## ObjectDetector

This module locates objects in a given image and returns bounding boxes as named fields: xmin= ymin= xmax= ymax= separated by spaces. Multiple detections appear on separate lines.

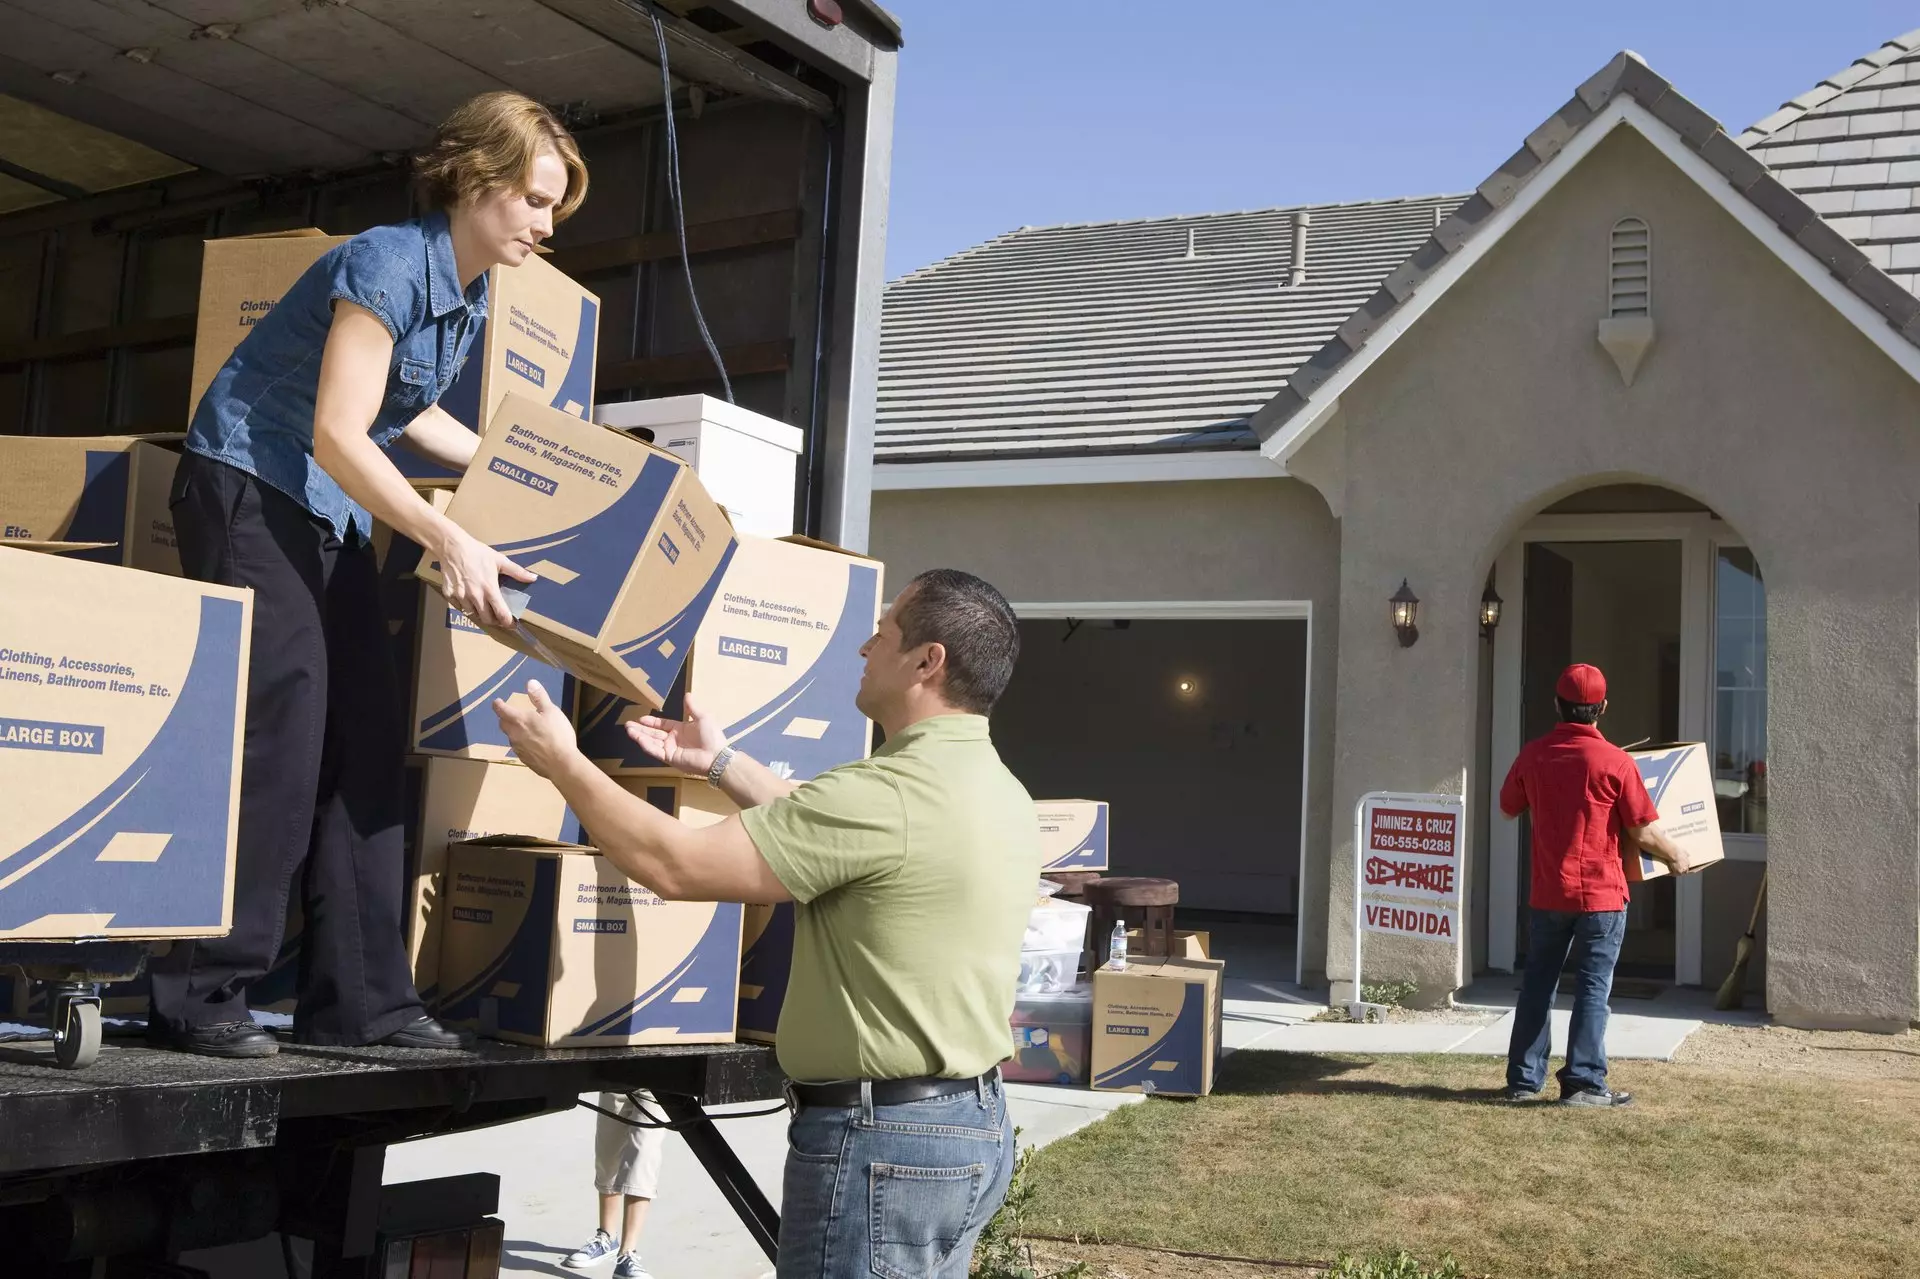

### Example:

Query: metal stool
xmin=1084 ymin=876 xmax=1179 ymax=959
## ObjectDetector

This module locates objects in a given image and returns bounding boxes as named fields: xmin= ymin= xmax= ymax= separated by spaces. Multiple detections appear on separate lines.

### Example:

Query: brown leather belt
xmin=785 ymin=1069 xmax=997 ymax=1109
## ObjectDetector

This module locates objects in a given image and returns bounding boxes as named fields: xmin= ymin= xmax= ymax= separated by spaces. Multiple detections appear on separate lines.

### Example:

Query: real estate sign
xmin=1350 ymin=792 xmax=1465 ymax=1003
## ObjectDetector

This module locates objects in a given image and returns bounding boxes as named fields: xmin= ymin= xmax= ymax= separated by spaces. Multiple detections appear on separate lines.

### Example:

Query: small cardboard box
xmin=1037 ymin=800 xmax=1109 ymax=872
xmin=1126 ymin=928 xmax=1211 ymax=961
xmin=1090 ymin=956 xmax=1224 ymax=1097
xmin=0 ymin=435 xmax=183 ymax=576
xmin=575 ymin=534 xmax=881 ymax=780
xmin=408 ymin=756 xmax=585 ymax=1007
xmin=399 ymin=252 xmax=602 ymax=484
xmin=593 ymin=395 xmax=803 ymax=538
xmin=436 ymin=836 xmax=742 ymax=1048
xmin=415 ymin=393 xmax=737 ymax=710
xmin=0 ymin=547 xmax=251 ymax=941
xmin=1626 ymin=742 xmax=1726 ymax=882
xmin=190 ymin=229 xmax=350 ymax=419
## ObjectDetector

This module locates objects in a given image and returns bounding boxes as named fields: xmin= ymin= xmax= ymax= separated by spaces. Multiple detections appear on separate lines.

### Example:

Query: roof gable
xmin=1252 ymin=51 xmax=1920 ymax=461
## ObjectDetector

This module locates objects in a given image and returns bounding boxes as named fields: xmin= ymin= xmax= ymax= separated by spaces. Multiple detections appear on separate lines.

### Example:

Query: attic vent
xmin=1185 ymin=226 xmax=1197 ymax=260
xmin=1608 ymin=218 xmax=1650 ymax=317
xmin=1598 ymin=217 xmax=1655 ymax=386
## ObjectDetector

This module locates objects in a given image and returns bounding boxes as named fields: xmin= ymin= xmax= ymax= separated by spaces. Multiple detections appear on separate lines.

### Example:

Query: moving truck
xmin=0 ymin=3 xmax=900 ymax=1274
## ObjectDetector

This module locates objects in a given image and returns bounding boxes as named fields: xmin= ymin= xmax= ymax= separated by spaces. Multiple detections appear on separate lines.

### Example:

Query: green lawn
xmin=1020 ymin=1052 xmax=1920 ymax=1278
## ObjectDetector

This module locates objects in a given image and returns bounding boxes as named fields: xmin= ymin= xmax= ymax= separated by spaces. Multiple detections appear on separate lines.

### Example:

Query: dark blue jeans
xmin=1507 ymin=908 xmax=1627 ymax=1095
xmin=778 ymin=1074 xmax=1016 ymax=1278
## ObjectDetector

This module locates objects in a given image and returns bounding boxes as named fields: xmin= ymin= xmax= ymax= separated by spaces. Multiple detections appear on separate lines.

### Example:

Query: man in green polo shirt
xmin=495 ymin=568 xmax=1040 ymax=1278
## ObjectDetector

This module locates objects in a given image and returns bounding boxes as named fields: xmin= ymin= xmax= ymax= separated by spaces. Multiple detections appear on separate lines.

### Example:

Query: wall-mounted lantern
xmin=1480 ymin=582 xmax=1504 ymax=639
xmin=1391 ymin=580 xmax=1420 ymax=648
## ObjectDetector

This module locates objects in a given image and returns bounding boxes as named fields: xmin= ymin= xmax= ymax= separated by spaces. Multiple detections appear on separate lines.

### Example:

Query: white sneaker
xmin=564 ymin=1228 xmax=619 ymax=1268
xmin=614 ymin=1252 xmax=653 ymax=1278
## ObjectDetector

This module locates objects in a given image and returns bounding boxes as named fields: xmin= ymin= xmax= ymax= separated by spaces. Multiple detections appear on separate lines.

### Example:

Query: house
xmin=869 ymin=33 xmax=1920 ymax=1032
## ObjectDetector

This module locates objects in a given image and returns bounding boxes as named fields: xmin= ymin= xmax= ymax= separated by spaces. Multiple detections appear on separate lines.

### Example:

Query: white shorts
xmin=593 ymin=1091 xmax=667 ymax=1199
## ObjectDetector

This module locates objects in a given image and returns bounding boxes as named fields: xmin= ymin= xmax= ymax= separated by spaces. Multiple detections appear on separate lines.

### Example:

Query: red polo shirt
xmin=1500 ymin=723 xmax=1659 ymax=913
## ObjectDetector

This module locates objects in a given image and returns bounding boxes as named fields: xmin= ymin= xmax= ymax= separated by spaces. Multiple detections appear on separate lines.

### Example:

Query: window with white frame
xmin=1712 ymin=546 xmax=1766 ymax=836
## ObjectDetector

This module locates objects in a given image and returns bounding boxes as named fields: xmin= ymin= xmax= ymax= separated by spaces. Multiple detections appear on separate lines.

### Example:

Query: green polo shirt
xmin=739 ymin=713 xmax=1041 ymax=1083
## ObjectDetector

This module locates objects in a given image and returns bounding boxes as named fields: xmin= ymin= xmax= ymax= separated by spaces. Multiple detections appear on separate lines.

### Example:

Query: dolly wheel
xmin=54 ymin=999 xmax=102 ymax=1069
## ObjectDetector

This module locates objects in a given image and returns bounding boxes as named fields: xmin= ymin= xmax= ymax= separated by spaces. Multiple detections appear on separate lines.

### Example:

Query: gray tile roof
xmin=875 ymin=195 xmax=1465 ymax=462
xmin=1740 ymin=29 xmax=1920 ymax=290
xmin=1252 ymin=50 xmax=1920 ymax=448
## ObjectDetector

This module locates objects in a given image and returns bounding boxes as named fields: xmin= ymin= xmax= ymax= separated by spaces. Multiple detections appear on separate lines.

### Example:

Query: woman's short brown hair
xmin=414 ymin=91 xmax=589 ymax=223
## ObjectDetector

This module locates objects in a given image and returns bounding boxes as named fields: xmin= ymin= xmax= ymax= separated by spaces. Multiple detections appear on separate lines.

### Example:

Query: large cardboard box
xmin=1090 ymin=957 xmax=1224 ymax=1097
xmin=190 ymin=230 xmax=599 ymax=485
xmin=0 ymin=436 xmax=183 ymax=575
xmin=409 ymin=757 xmax=584 ymax=1008
xmin=1625 ymin=742 xmax=1726 ymax=882
xmin=737 ymin=902 xmax=794 ymax=1045
xmin=1038 ymin=800 xmax=1109 ymax=872
xmin=593 ymin=396 xmax=803 ymax=537
xmin=190 ymin=229 xmax=350 ymax=418
xmin=435 ymin=837 xmax=742 ymax=1047
xmin=0 ymin=548 xmax=250 ymax=941
xmin=416 ymin=394 xmax=737 ymax=710
xmin=398 ymin=252 xmax=601 ymax=484
xmin=575 ymin=535 xmax=881 ymax=780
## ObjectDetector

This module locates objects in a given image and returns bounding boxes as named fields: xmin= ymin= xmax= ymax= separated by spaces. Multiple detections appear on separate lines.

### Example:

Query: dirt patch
xmin=1026 ymin=1236 xmax=1320 ymax=1277
xmin=1674 ymin=1021 xmax=1920 ymax=1081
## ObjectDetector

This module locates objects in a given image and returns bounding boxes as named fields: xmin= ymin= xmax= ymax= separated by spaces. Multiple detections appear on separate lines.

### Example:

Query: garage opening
xmin=992 ymin=610 xmax=1310 ymax=983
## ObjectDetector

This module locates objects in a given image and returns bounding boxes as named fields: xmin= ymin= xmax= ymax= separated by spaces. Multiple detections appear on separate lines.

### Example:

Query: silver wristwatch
xmin=706 ymin=745 xmax=737 ymax=787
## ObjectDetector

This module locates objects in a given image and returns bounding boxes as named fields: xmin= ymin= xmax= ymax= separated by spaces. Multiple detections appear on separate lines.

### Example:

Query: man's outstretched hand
xmin=493 ymin=679 xmax=580 ymax=780
xmin=627 ymin=691 xmax=728 ymax=779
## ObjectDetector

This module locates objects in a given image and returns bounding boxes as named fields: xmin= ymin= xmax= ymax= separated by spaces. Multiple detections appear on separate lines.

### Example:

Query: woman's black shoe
xmin=151 ymin=1020 xmax=279 ymax=1059
xmin=374 ymin=1015 xmax=474 ymax=1050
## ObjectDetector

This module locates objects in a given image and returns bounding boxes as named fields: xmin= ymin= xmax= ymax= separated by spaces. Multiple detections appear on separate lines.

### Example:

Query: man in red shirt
xmin=1499 ymin=664 xmax=1688 ymax=1107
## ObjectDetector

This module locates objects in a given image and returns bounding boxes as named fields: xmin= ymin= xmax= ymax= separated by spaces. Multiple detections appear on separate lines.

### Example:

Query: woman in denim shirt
xmin=149 ymin=93 xmax=589 ymax=1059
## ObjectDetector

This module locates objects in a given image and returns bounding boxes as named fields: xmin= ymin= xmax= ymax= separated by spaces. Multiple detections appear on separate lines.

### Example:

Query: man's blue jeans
xmin=1507 ymin=908 xmax=1627 ymax=1095
xmin=777 ymin=1074 xmax=1016 ymax=1278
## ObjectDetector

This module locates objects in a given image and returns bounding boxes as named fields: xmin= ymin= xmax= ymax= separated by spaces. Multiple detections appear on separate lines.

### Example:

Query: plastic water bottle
xmin=1108 ymin=920 xmax=1128 ymax=971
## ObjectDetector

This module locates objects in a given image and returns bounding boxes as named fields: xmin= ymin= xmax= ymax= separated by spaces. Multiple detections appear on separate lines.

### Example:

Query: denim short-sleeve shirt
xmin=184 ymin=212 xmax=488 ymax=543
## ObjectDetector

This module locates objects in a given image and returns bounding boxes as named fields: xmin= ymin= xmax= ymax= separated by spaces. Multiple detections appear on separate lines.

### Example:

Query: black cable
xmin=635 ymin=2 xmax=736 ymax=404
xmin=578 ymin=1091 xmax=789 ymax=1131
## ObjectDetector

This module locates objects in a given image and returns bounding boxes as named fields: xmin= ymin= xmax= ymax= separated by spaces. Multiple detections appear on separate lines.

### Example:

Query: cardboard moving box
xmin=416 ymin=393 xmax=737 ymax=710
xmin=0 ymin=548 xmax=251 ymax=941
xmin=1090 ymin=957 xmax=1224 ymax=1097
xmin=593 ymin=396 xmax=803 ymax=538
xmin=411 ymin=584 xmax=568 ymax=762
xmin=190 ymin=230 xmax=599 ymax=485
xmin=1625 ymin=742 xmax=1726 ymax=882
xmin=190 ymin=229 xmax=350 ymax=418
xmin=576 ymin=535 xmax=880 ymax=780
xmin=1037 ymin=800 xmax=1109 ymax=872
xmin=436 ymin=837 xmax=741 ymax=1048
xmin=0 ymin=436 xmax=183 ymax=576
xmin=409 ymin=757 xmax=584 ymax=1007
xmin=400 ymin=252 xmax=601 ymax=484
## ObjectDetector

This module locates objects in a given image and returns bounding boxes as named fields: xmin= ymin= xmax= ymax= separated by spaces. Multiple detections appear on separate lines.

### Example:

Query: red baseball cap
xmin=1556 ymin=663 xmax=1607 ymax=704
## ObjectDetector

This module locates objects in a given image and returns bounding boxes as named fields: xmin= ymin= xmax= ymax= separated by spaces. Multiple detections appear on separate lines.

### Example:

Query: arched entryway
xmin=1472 ymin=483 xmax=1768 ymax=998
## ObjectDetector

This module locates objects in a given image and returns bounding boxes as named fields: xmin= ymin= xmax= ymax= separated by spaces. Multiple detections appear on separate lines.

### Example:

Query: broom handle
xmin=1744 ymin=868 xmax=1769 ymax=936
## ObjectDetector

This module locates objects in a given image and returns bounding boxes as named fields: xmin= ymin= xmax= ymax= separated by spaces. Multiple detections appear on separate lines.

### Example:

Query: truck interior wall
xmin=0 ymin=100 xmax=831 ymax=483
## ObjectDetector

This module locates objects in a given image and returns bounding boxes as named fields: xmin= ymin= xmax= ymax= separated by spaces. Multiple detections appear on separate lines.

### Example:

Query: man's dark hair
xmin=894 ymin=569 xmax=1020 ymax=714
xmin=1556 ymin=697 xmax=1604 ymax=725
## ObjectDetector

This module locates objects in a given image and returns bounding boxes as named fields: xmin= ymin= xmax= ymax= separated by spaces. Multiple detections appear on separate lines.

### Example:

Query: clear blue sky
xmin=881 ymin=2 xmax=1920 ymax=279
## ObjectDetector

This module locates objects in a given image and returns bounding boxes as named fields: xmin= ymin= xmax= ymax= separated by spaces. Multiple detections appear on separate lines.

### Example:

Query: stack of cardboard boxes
xmin=2 ymin=228 xmax=880 ymax=1054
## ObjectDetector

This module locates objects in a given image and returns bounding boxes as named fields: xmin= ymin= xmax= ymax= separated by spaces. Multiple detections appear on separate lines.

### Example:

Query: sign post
xmin=1350 ymin=791 xmax=1465 ymax=1020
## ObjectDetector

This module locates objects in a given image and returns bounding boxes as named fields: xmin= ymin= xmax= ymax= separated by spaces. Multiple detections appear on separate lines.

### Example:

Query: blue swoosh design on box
xmin=609 ymin=537 xmax=737 ymax=695
xmin=548 ymin=296 xmax=598 ymax=413
xmin=64 ymin=450 xmax=132 ymax=564
xmin=1092 ymin=980 xmax=1206 ymax=1094
xmin=0 ymin=596 xmax=245 ymax=932
xmin=493 ymin=452 xmax=683 ymax=640
xmin=573 ymin=902 xmax=742 ymax=1038
xmin=439 ymin=854 xmax=557 ymax=1035
xmin=417 ymin=648 xmax=564 ymax=756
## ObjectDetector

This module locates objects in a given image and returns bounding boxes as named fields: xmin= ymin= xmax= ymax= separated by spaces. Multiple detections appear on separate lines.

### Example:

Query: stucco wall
xmin=870 ymin=478 xmax=1342 ymax=978
xmin=1307 ymin=124 xmax=1920 ymax=1027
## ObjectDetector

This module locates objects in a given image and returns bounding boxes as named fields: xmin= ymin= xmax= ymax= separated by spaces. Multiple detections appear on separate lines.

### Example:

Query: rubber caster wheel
xmin=54 ymin=998 xmax=101 ymax=1069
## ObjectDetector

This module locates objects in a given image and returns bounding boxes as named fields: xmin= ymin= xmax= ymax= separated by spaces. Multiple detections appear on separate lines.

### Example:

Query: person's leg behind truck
xmin=567 ymin=1092 xmax=664 ymax=1276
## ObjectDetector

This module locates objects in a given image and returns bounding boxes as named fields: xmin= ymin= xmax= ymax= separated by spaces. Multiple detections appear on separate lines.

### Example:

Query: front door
xmin=1516 ymin=540 xmax=1683 ymax=979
